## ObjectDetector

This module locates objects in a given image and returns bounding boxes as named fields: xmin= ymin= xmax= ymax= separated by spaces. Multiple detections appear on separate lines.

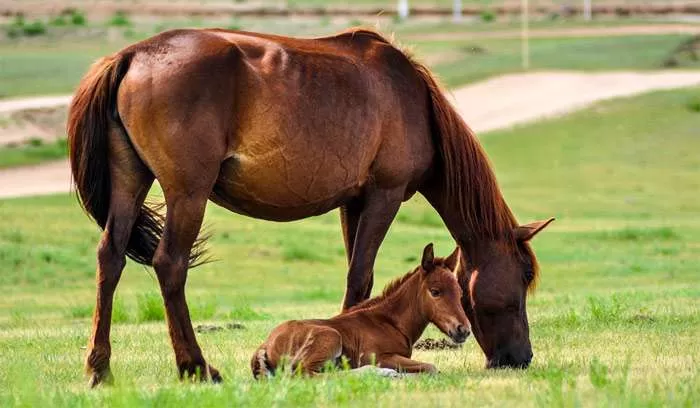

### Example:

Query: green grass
xmin=412 ymin=34 xmax=697 ymax=87
xmin=1 ymin=87 xmax=699 ymax=405
xmin=0 ymin=16 xmax=696 ymax=97
xmin=0 ymin=138 xmax=67 ymax=168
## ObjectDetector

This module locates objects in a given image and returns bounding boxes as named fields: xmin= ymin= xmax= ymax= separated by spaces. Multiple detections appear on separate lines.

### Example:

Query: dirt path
xmin=404 ymin=24 xmax=700 ymax=41
xmin=452 ymin=70 xmax=700 ymax=133
xmin=1 ymin=70 xmax=700 ymax=200
xmin=0 ymin=95 xmax=72 ymax=115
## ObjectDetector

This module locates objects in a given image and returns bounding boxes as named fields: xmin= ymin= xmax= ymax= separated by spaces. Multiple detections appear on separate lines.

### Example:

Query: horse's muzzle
xmin=487 ymin=348 xmax=533 ymax=369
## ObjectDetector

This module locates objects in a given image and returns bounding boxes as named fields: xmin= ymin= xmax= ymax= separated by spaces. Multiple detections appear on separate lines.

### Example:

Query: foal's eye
xmin=429 ymin=289 xmax=441 ymax=297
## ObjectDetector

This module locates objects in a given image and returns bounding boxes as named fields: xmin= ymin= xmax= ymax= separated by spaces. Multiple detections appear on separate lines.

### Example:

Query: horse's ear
xmin=444 ymin=246 xmax=461 ymax=272
xmin=421 ymin=243 xmax=435 ymax=273
xmin=514 ymin=217 xmax=555 ymax=242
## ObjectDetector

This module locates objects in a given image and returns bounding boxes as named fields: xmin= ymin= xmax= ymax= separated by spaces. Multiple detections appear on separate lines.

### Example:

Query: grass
xmin=0 ymin=15 xmax=696 ymax=97
xmin=0 ymin=87 xmax=699 ymax=405
xmin=0 ymin=138 xmax=67 ymax=169
xmin=412 ymin=34 xmax=697 ymax=87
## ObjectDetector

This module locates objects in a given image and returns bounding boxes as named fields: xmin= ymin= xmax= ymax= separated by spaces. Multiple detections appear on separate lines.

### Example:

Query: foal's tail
xmin=67 ymin=53 xmax=204 ymax=266
xmin=251 ymin=348 xmax=273 ymax=379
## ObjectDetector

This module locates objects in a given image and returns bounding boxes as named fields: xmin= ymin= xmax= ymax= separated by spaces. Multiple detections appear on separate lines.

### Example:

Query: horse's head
xmin=459 ymin=218 xmax=554 ymax=369
xmin=418 ymin=243 xmax=471 ymax=344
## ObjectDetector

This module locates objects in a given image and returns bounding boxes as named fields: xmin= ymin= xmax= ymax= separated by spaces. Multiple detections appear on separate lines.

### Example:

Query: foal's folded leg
xmin=290 ymin=326 xmax=343 ymax=375
xmin=377 ymin=354 xmax=438 ymax=374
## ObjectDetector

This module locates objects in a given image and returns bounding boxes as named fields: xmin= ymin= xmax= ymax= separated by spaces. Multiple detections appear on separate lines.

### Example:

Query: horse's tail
xmin=67 ymin=53 xmax=196 ymax=266
xmin=251 ymin=348 xmax=273 ymax=379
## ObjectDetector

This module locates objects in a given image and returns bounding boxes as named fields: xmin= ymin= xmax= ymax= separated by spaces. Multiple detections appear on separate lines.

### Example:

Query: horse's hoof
xmin=209 ymin=365 xmax=223 ymax=383
xmin=179 ymin=362 xmax=223 ymax=383
xmin=87 ymin=367 xmax=113 ymax=388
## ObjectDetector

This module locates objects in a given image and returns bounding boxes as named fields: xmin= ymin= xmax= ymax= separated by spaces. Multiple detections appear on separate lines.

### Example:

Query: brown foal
xmin=68 ymin=27 xmax=554 ymax=385
xmin=251 ymin=244 xmax=469 ymax=378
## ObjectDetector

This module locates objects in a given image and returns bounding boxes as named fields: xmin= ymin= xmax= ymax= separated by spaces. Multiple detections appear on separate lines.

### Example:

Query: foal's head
xmin=417 ymin=244 xmax=470 ymax=344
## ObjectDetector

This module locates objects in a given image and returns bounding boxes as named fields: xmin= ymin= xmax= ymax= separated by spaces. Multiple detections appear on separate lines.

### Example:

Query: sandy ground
xmin=452 ymin=70 xmax=700 ymax=133
xmin=1 ymin=70 xmax=699 ymax=200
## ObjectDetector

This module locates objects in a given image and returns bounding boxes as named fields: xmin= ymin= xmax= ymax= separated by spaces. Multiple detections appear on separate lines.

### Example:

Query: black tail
xmin=67 ymin=53 xmax=207 ymax=266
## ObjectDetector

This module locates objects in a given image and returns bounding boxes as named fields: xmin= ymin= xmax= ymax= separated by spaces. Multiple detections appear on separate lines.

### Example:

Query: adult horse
xmin=67 ymin=28 xmax=553 ymax=386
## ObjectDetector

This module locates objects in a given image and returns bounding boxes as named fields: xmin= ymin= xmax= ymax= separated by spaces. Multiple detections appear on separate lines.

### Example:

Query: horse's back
xmin=116 ymin=28 xmax=433 ymax=218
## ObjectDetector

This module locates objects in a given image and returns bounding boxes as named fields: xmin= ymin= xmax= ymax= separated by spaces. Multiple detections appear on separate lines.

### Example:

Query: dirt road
xmin=1 ymin=70 xmax=699 ymax=200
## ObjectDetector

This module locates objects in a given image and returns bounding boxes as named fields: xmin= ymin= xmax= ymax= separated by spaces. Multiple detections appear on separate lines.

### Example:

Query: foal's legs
xmin=152 ymin=190 xmax=221 ymax=381
xmin=378 ymin=355 xmax=437 ymax=374
xmin=341 ymin=187 xmax=403 ymax=310
xmin=86 ymin=128 xmax=153 ymax=387
xmin=291 ymin=326 xmax=343 ymax=375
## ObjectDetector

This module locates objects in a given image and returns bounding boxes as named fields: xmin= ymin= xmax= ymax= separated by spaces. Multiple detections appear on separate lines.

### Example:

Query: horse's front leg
xmin=377 ymin=354 xmax=438 ymax=374
xmin=341 ymin=187 xmax=403 ymax=311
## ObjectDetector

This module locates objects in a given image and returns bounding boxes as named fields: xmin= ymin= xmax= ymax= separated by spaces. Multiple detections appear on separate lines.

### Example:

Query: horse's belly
xmin=210 ymin=150 xmax=365 ymax=221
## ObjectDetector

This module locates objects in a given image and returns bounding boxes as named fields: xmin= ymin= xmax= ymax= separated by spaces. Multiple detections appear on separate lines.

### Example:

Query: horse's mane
xmin=336 ymin=27 xmax=538 ymax=286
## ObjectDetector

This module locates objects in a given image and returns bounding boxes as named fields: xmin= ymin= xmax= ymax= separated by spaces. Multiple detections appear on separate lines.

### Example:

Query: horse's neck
xmin=372 ymin=275 xmax=429 ymax=346
xmin=423 ymin=182 xmax=515 ymax=264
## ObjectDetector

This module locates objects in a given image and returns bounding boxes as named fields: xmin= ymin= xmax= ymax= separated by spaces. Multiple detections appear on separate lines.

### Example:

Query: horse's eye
xmin=429 ymin=289 xmax=441 ymax=297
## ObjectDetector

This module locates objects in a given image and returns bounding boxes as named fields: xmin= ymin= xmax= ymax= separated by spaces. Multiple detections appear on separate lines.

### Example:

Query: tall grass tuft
xmin=137 ymin=292 xmax=164 ymax=322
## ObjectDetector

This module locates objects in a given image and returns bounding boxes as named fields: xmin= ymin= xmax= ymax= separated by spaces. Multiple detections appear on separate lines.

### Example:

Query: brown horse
xmin=67 ymin=27 xmax=554 ymax=386
xmin=251 ymin=244 xmax=469 ymax=378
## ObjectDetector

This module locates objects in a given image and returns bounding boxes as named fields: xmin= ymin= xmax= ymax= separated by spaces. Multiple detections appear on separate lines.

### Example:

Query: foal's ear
xmin=421 ymin=243 xmax=435 ymax=273
xmin=514 ymin=217 xmax=555 ymax=242
xmin=444 ymin=246 xmax=461 ymax=272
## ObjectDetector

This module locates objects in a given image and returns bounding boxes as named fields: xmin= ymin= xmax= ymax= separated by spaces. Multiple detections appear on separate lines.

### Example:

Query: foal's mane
xmin=347 ymin=257 xmax=454 ymax=313
xmin=338 ymin=28 xmax=539 ymax=285
xmin=349 ymin=268 xmax=419 ymax=312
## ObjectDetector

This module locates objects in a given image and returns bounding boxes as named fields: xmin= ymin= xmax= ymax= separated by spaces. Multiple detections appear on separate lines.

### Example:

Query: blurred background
xmin=0 ymin=1 xmax=699 ymax=406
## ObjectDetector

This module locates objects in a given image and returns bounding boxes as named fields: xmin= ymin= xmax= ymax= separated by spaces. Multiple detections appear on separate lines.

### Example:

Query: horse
xmin=251 ymin=244 xmax=469 ymax=378
xmin=66 ymin=27 xmax=554 ymax=386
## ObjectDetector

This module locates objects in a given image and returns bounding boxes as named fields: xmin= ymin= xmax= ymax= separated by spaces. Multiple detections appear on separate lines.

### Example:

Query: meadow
xmin=1 ymin=85 xmax=699 ymax=406
xmin=0 ymin=14 xmax=697 ymax=97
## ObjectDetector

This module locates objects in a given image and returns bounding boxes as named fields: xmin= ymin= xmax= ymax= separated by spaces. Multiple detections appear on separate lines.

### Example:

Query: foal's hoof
xmin=348 ymin=366 xmax=401 ymax=378
xmin=87 ymin=367 xmax=113 ymax=388
xmin=179 ymin=363 xmax=223 ymax=383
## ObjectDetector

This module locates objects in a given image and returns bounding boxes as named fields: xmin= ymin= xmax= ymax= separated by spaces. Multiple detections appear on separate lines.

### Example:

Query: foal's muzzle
xmin=449 ymin=324 xmax=470 ymax=344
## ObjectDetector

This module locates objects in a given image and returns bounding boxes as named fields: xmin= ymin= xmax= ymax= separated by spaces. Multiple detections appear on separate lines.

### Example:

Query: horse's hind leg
xmin=152 ymin=180 xmax=221 ymax=382
xmin=86 ymin=127 xmax=154 ymax=387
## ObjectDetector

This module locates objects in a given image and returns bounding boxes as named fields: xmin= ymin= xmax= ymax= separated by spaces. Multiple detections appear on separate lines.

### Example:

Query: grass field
xmin=1 ymin=87 xmax=698 ymax=406
xmin=0 ymin=15 xmax=697 ymax=97
xmin=0 ymin=138 xmax=67 ymax=169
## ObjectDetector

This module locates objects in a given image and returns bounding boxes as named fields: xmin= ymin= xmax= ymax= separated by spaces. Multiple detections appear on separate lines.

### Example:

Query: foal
xmin=251 ymin=244 xmax=470 ymax=378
